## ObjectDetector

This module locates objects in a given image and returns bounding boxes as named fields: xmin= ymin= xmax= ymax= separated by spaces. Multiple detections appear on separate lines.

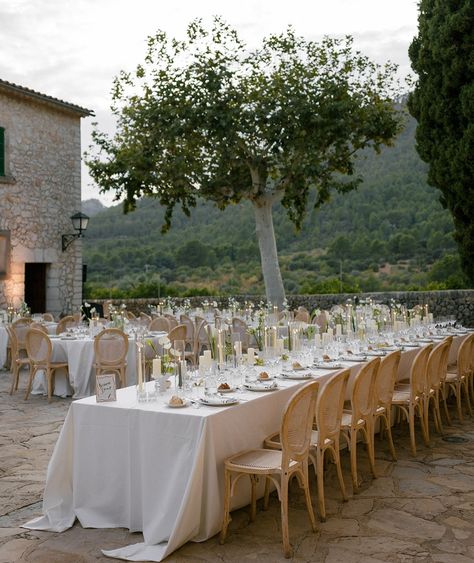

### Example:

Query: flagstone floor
xmin=1 ymin=371 xmax=474 ymax=563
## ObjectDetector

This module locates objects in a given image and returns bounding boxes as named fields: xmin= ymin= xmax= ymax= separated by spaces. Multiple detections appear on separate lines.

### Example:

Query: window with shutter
xmin=0 ymin=127 xmax=5 ymax=176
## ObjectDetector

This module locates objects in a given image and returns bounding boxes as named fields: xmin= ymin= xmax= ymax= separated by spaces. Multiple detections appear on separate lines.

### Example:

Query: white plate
xmin=339 ymin=355 xmax=367 ymax=362
xmin=313 ymin=362 xmax=345 ymax=370
xmin=244 ymin=382 xmax=279 ymax=392
xmin=165 ymin=399 xmax=190 ymax=408
xmin=200 ymin=395 xmax=239 ymax=406
xmin=366 ymin=351 xmax=386 ymax=356
xmin=380 ymin=346 xmax=400 ymax=351
xmin=280 ymin=372 xmax=314 ymax=380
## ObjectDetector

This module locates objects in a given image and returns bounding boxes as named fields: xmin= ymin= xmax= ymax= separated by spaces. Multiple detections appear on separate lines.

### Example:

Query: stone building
xmin=0 ymin=78 xmax=92 ymax=315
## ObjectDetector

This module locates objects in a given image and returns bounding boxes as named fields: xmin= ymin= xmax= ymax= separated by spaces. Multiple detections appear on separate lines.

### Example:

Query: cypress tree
xmin=408 ymin=0 xmax=474 ymax=283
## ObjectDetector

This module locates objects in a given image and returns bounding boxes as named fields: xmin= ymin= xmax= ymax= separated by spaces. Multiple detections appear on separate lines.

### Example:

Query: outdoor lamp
xmin=62 ymin=211 xmax=89 ymax=251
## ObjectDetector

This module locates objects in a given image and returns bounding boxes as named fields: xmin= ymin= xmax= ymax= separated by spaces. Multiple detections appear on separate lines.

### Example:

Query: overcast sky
xmin=0 ymin=0 xmax=419 ymax=205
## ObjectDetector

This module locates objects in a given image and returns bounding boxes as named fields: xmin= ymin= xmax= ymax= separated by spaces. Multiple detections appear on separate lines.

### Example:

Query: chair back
xmin=6 ymin=325 xmax=18 ymax=358
xmin=410 ymin=344 xmax=433 ymax=398
xmin=165 ymin=314 xmax=178 ymax=330
xmin=280 ymin=380 xmax=319 ymax=465
xmin=42 ymin=313 xmax=55 ymax=322
xmin=231 ymin=318 xmax=249 ymax=350
xmin=315 ymin=369 xmax=350 ymax=442
xmin=456 ymin=334 xmax=474 ymax=377
xmin=94 ymin=329 xmax=129 ymax=365
xmin=12 ymin=317 xmax=33 ymax=347
xmin=26 ymin=328 xmax=52 ymax=365
xmin=351 ymin=357 xmax=380 ymax=419
xmin=376 ymin=350 xmax=401 ymax=406
xmin=195 ymin=320 xmax=211 ymax=355
xmin=439 ymin=336 xmax=453 ymax=384
xmin=427 ymin=339 xmax=451 ymax=392
xmin=125 ymin=311 xmax=136 ymax=320
xmin=139 ymin=312 xmax=152 ymax=326
xmin=180 ymin=315 xmax=195 ymax=342
xmin=294 ymin=310 xmax=310 ymax=323
xmin=30 ymin=322 xmax=49 ymax=334
xmin=56 ymin=315 xmax=76 ymax=335
xmin=168 ymin=325 xmax=187 ymax=346
xmin=313 ymin=311 xmax=329 ymax=332
xmin=149 ymin=316 xmax=170 ymax=332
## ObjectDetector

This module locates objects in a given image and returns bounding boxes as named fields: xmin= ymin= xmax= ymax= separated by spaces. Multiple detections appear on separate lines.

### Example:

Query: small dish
xmin=200 ymin=395 xmax=239 ymax=406
xmin=244 ymin=382 xmax=279 ymax=392
xmin=339 ymin=355 xmax=367 ymax=362
xmin=280 ymin=372 xmax=314 ymax=380
xmin=313 ymin=362 xmax=345 ymax=370
xmin=166 ymin=399 xmax=189 ymax=408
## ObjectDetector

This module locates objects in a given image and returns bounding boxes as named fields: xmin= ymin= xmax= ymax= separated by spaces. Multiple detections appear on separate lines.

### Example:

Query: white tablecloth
xmin=24 ymin=334 xmax=470 ymax=561
xmin=32 ymin=332 xmax=166 ymax=399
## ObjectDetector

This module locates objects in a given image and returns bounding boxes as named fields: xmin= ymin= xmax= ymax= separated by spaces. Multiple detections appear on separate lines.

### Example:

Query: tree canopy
xmin=408 ymin=0 xmax=474 ymax=283
xmin=87 ymin=18 xmax=402 ymax=304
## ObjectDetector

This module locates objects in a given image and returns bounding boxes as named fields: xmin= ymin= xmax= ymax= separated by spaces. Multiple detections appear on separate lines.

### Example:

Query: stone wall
xmin=0 ymin=91 xmax=83 ymax=315
xmin=93 ymin=289 xmax=474 ymax=327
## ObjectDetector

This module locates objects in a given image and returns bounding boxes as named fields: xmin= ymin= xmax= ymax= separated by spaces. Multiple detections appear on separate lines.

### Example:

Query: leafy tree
xmin=408 ymin=0 xmax=474 ymax=283
xmin=87 ymin=18 xmax=402 ymax=305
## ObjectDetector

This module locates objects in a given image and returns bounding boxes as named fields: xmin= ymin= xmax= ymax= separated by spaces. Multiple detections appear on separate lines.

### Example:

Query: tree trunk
xmin=253 ymin=194 xmax=286 ymax=307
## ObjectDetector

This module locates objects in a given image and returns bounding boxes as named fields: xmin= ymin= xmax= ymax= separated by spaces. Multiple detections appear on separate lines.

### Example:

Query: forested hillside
xmin=83 ymin=112 xmax=468 ymax=299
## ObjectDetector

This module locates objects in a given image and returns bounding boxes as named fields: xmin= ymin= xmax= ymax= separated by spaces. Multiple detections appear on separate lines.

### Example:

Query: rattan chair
xmin=139 ymin=312 xmax=152 ymax=326
xmin=6 ymin=325 xmax=31 ymax=394
xmin=194 ymin=320 xmax=212 ymax=357
xmin=373 ymin=351 xmax=401 ymax=461
xmin=30 ymin=322 xmax=49 ymax=334
xmin=12 ymin=317 xmax=32 ymax=352
xmin=220 ymin=381 xmax=319 ymax=558
xmin=149 ymin=316 xmax=170 ymax=333
xmin=165 ymin=314 xmax=178 ymax=330
xmin=294 ymin=310 xmax=311 ymax=323
xmin=56 ymin=315 xmax=76 ymax=335
xmin=340 ymin=357 xmax=380 ymax=492
xmin=445 ymin=334 xmax=474 ymax=421
xmin=392 ymin=345 xmax=432 ymax=456
xmin=424 ymin=338 xmax=453 ymax=436
xmin=94 ymin=328 xmax=129 ymax=388
xmin=180 ymin=314 xmax=195 ymax=349
xmin=265 ymin=370 xmax=350 ymax=521
xmin=42 ymin=313 xmax=55 ymax=322
xmin=24 ymin=328 xmax=69 ymax=402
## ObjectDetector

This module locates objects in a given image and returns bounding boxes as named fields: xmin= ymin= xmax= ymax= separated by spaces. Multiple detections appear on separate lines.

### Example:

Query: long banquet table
xmin=24 ymin=333 xmax=470 ymax=561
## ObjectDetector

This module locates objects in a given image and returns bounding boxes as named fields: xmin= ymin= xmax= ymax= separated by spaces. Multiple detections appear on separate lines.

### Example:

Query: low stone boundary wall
xmin=92 ymin=290 xmax=474 ymax=327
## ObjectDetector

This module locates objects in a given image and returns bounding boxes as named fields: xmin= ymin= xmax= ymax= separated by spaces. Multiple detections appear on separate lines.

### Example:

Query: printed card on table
xmin=96 ymin=374 xmax=117 ymax=402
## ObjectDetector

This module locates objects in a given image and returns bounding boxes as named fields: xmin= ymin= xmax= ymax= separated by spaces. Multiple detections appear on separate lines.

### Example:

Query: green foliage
xmin=83 ymin=111 xmax=469 ymax=298
xmin=408 ymin=0 xmax=474 ymax=282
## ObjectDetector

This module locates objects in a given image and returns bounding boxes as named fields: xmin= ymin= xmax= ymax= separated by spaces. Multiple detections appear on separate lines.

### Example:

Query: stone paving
xmin=1 ymin=370 xmax=474 ymax=562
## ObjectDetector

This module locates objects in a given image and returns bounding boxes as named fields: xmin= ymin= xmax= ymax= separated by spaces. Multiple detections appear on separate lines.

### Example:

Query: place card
xmin=96 ymin=374 xmax=117 ymax=402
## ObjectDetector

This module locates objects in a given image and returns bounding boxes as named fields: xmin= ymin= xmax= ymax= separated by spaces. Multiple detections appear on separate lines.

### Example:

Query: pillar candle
xmin=335 ymin=324 xmax=342 ymax=337
xmin=315 ymin=333 xmax=321 ymax=347
xmin=276 ymin=338 xmax=284 ymax=353
xmin=152 ymin=357 xmax=161 ymax=379
xmin=137 ymin=345 xmax=144 ymax=391
xmin=234 ymin=341 xmax=242 ymax=357
xmin=247 ymin=347 xmax=255 ymax=365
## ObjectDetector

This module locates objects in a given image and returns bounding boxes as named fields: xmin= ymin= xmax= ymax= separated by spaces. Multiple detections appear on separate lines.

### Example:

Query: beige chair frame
xmin=94 ymin=328 xmax=129 ymax=388
xmin=220 ymin=381 xmax=319 ymax=558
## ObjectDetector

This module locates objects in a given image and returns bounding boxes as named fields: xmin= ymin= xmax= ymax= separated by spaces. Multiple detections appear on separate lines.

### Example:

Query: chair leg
xmin=455 ymin=383 xmax=464 ymax=422
xmin=332 ymin=443 xmax=348 ymax=502
xmin=433 ymin=392 xmax=443 ymax=434
xmin=263 ymin=477 xmax=271 ymax=510
xmin=302 ymin=465 xmax=317 ymax=532
xmin=418 ymin=403 xmax=430 ymax=447
xmin=24 ymin=366 xmax=36 ymax=401
xmin=423 ymin=399 xmax=431 ymax=443
xmin=384 ymin=410 xmax=397 ymax=461
xmin=47 ymin=368 xmax=53 ymax=403
xmin=315 ymin=448 xmax=326 ymax=521
xmin=364 ymin=423 xmax=377 ymax=478
xmin=280 ymin=474 xmax=292 ymax=559
xmin=349 ymin=429 xmax=359 ymax=493
xmin=408 ymin=405 xmax=417 ymax=456
xmin=10 ymin=361 xmax=19 ymax=395
xmin=220 ymin=468 xmax=232 ymax=544
xmin=249 ymin=474 xmax=257 ymax=522
xmin=463 ymin=379 xmax=473 ymax=416
xmin=441 ymin=386 xmax=453 ymax=425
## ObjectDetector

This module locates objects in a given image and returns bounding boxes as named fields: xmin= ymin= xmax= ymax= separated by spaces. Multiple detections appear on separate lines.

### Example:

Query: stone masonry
xmin=0 ymin=79 xmax=92 ymax=315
